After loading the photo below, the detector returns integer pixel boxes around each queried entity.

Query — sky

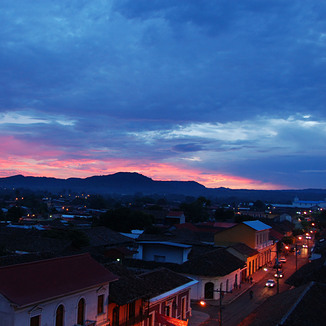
[1,1,326,190]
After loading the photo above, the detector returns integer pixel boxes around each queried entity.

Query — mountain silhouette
[0,172,325,202]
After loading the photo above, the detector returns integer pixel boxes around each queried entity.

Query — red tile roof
[0,253,118,307]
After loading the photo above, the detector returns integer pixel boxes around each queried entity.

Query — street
[191,247,309,326]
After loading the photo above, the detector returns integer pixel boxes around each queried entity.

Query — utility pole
[276,245,279,294]
[215,289,232,326]
[295,243,298,271]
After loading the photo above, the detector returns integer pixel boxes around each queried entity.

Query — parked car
[265,279,276,288]
[279,257,287,263]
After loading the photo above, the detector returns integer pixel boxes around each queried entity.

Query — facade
[165,211,186,225]
[226,243,259,280]
[214,220,275,273]
[106,265,196,326]
[133,241,192,264]
[177,248,245,301]
[0,253,118,326]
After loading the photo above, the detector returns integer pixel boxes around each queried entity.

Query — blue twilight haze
[0,0,326,189]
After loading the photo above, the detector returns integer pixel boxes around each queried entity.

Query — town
[0,188,325,326]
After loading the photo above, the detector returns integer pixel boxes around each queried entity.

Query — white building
[133,241,192,264]
[0,253,118,326]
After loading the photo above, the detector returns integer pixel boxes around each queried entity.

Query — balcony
[256,240,273,250]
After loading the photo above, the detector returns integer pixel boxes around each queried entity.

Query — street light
[199,288,232,326]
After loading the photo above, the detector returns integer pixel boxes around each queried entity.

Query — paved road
[191,249,309,326]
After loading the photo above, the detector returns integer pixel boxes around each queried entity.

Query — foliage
[96,207,154,232]
[252,200,266,211]
[6,206,26,222]
[180,196,211,222]
[214,207,234,221]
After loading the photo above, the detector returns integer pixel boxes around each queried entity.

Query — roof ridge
[0,253,90,270]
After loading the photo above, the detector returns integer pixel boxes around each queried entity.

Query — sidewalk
[188,268,268,326]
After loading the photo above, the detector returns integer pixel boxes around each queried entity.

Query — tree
[252,200,266,211]
[6,206,26,222]
[180,197,211,222]
[97,207,154,232]
[214,208,234,221]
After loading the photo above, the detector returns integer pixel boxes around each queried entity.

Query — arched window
[77,298,85,325]
[234,274,238,289]
[113,306,120,326]
[56,305,64,326]
[204,282,214,299]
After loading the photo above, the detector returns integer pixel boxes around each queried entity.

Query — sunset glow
[1,1,326,190]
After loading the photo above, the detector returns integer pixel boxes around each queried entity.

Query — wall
[108,299,144,326]
[214,224,256,248]
[142,244,187,264]
[142,289,191,326]
[0,294,14,326]
[1,285,110,326]
[186,269,242,301]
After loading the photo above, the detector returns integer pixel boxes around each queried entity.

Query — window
[113,306,120,326]
[97,294,104,315]
[56,305,64,326]
[129,301,135,319]
[77,298,85,325]
[148,312,154,326]
[30,315,40,326]
[181,297,186,320]
[165,305,171,317]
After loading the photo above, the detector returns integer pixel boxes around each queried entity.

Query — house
[176,248,246,300]
[165,211,186,225]
[292,196,326,209]
[82,226,137,260]
[214,220,276,274]
[106,263,196,326]
[226,243,259,280]
[0,253,118,326]
[133,241,192,264]
[141,268,195,326]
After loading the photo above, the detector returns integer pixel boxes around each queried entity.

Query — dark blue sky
[1,1,326,189]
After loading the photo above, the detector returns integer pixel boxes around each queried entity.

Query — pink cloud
[0,136,286,189]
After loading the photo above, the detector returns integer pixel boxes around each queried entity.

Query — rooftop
[243,220,272,231]
[0,253,118,307]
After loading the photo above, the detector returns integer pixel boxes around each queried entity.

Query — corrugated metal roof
[243,220,272,231]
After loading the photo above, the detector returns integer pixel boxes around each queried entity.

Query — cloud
[0,1,326,189]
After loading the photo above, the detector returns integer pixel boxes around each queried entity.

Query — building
[0,253,118,326]
[226,243,259,280]
[133,241,192,264]
[107,264,196,326]
[214,220,276,274]
[165,211,186,225]
[177,248,245,300]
